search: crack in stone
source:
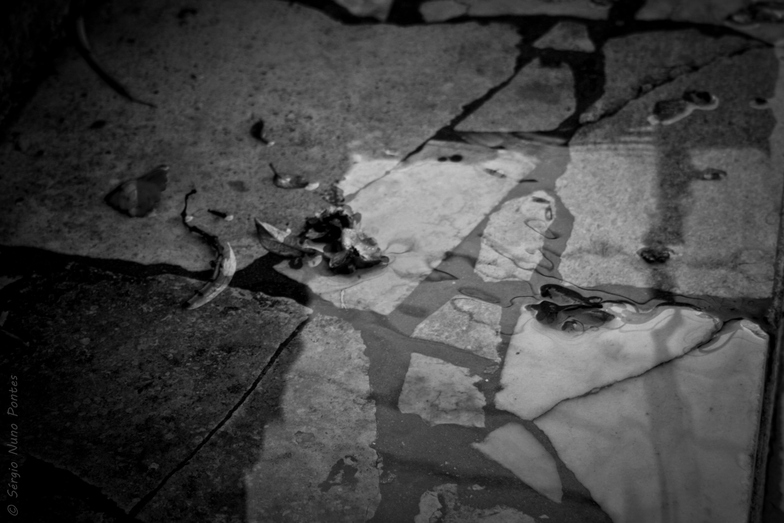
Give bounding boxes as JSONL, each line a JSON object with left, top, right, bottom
{"left": 400, "top": 27, "right": 532, "bottom": 164}
{"left": 572, "top": 42, "right": 766, "bottom": 134}
{"left": 127, "top": 315, "right": 313, "bottom": 518}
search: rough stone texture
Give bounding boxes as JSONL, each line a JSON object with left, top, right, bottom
{"left": 472, "top": 424, "right": 562, "bottom": 504}
{"left": 580, "top": 30, "right": 756, "bottom": 124}
{"left": 411, "top": 296, "right": 502, "bottom": 362}
{"left": 0, "top": 0, "right": 520, "bottom": 272}
{"left": 0, "top": 0, "right": 71, "bottom": 126}
{"left": 767, "top": 43, "right": 784, "bottom": 523}
{"left": 276, "top": 139, "right": 539, "bottom": 314}
{"left": 0, "top": 263, "right": 310, "bottom": 511}
{"left": 533, "top": 21, "right": 595, "bottom": 53}
{"left": 637, "top": 0, "right": 784, "bottom": 44}
{"left": 139, "top": 314, "right": 379, "bottom": 522}
{"left": 398, "top": 353, "right": 486, "bottom": 427}
{"left": 535, "top": 320, "right": 768, "bottom": 523}
{"left": 457, "top": 59, "right": 575, "bottom": 132}
{"left": 415, "top": 484, "right": 536, "bottom": 523}
{"left": 495, "top": 305, "right": 720, "bottom": 420}
{"left": 475, "top": 190, "right": 556, "bottom": 283}
{"left": 557, "top": 48, "right": 781, "bottom": 298}
{"left": 420, "top": 0, "right": 610, "bottom": 22}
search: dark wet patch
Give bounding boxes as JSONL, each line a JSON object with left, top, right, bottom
{"left": 458, "top": 286, "right": 502, "bottom": 305}
{"left": 250, "top": 118, "right": 269, "bottom": 144}
{"left": 318, "top": 456, "right": 359, "bottom": 492}
{"left": 177, "top": 7, "right": 198, "bottom": 24}
{"left": 396, "top": 303, "right": 430, "bottom": 318}
{"left": 227, "top": 180, "right": 248, "bottom": 192}
{"left": 89, "top": 119, "right": 107, "bottom": 129}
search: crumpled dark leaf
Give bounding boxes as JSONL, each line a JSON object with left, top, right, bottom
{"left": 257, "top": 205, "right": 387, "bottom": 275}
{"left": 529, "top": 288, "right": 614, "bottom": 331}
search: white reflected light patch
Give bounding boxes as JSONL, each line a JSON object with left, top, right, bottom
{"left": 472, "top": 423, "right": 563, "bottom": 504}
{"left": 495, "top": 304, "right": 720, "bottom": 420}
{"left": 398, "top": 353, "right": 486, "bottom": 428}
{"left": 534, "top": 319, "right": 767, "bottom": 523}
{"left": 412, "top": 296, "right": 503, "bottom": 362}
{"left": 475, "top": 190, "right": 556, "bottom": 283}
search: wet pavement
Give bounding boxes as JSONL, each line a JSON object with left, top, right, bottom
{"left": 1, "top": 0, "right": 784, "bottom": 522}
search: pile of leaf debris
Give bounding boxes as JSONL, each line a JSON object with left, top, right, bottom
{"left": 256, "top": 206, "right": 388, "bottom": 274}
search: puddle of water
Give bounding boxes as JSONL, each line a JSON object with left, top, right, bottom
{"left": 276, "top": 142, "right": 539, "bottom": 314}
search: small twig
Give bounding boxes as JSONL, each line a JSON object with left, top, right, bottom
{"left": 181, "top": 190, "right": 222, "bottom": 258}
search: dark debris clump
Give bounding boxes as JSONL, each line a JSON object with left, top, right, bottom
{"left": 256, "top": 205, "right": 388, "bottom": 275}
{"left": 530, "top": 284, "right": 613, "bottom": 333}
{"left": 638, "top": 246, "right": 672, "bottom": 264}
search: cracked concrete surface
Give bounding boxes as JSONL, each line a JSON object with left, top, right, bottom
{"left": 1, "top": 1, "right": 783, "bottom": 522}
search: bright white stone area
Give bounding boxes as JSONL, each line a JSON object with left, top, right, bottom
{"left": 399, "top": 353, "right": 486, "bottom": 427}
{"left": 472, "top": 423, "right": 562, "bottom": 503}
{"left": 412, "top": 296, "right": 503, "bottom": 361}
{"left": 475, "top": 190, "right": 556, "bottom": 282}
{"left": 535, "top": 319, "right": 768, "bottom": 523}
{"left": 495, "top": 304, "right": 720, "bottom": 420}
{"left": 277, "top": 141, "right": 538, "bottom": 314}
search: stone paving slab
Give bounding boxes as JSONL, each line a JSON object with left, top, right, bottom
{"left": 137, "top": 314, "right": 378, "bottom": 523}
{"left": 536, "top": 319, "right": 768, "bottom": 523}
{"left": 580, "top": 29, "right": 757, "bottom": 124}
{"left": 558, "top": 48, "right": 780, "bottom": 298}
{"left": 0, "top": 0, "right": 519, "bottom": 272}
{"left": 0, "top": 1, "right": 782, "bottom": 522}
{"left": 0, "top": 262, "right": 309, "bottom": 512}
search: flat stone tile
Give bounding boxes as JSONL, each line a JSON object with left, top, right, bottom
{"left": 0, "top": 0, "right": 519, "bottom": 272}
{"left": 533, "top": 21, "right": 595, "bottom": 53}
{"left": 475, "top": 190, "right": 556, "bottom": 283}
{"left": 557, "top": 48, "right": 781, "bottom": 298}
{"left": 472, "top": 424, "right": 562, "bottom": 504}
{"left": 0, "top": 263, "right": 309, "bottom": 511}
{"left": 138, "top": 314, "right": 379, "bottom": 522}
{"left": 495, "top": 304, "right": 720, "bottom": 420}
{"left": 412, "top": 296, "right": 503, "bottom": 362}
{"left": 276, "top": 140, "right": 539, "bottom": 314}
{"left": 535, "top": 319, "right": 768, "bottom": 523}
{"left": 580, "top": 30, "right": 756, "bottom": 124}
{"left": 637, "top": 0, "right": 784, "bottom": 43}
{"left": 456, "top": 59, "right": 575, "bottom": 133}
{"left": 399, "top": 353, "right": 486, "bottom": 428}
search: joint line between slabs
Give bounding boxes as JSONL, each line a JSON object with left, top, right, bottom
{"left": 127, "top": 315, "right": 312, "bottom": 518}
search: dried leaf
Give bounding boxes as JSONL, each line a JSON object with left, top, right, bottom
{"left": 254, "top": 218, "right": 312, "bottom": 258}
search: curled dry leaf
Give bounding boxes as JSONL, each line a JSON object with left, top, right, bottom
{"left": 254, "top": 218, "right": 313, "bottom": 258}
